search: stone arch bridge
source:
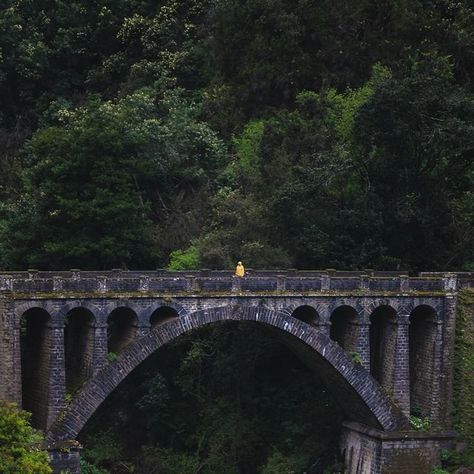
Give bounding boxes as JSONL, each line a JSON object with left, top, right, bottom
{"left": 0, "top": 269, "right": 471, "bottom": 473}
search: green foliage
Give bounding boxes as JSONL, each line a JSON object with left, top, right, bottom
{"left": 106, "top": 352, "right": 117, "bottom": 363}
{"left": 260, "top": 449, "right": 307, "bottom": 474}
{"left": 0, "top": 0, "right": 473, "bottom": 271}
{"left": 440, "top": 449, "right": 463, "bottom": 472}
{"left": 409, "top": 415, "right": 431, "bottom": 431}
{"left": 167, "top": 245, "right": 200, "bottom": 270}
{"left": 80, "top": 459, "right": 109, "bottom": 474}
{"left": 80, "top": 322, "right": 343, "bottom": 473}
{"left": 430, "top": 468, "right": 449, "bottom": 474}
{"left": 82, "top": 430, "right": 125, "bottom": 471}
{"left": 140, "top": 446, "right": 199, "bottom": 474}
{"left": 232, "top": 120, "right": 265, "bottom": 175}
{"left": 1, "top": 91, "right": 157, "bottom": 269}
{"left": 349, "top": 351, "right": 363, "bottom": 365}
{"left": 352, "top": 53, "right": 474, "bottom": 270}
{"left": 0, "top": 402, "right": 52, "bottom": 474}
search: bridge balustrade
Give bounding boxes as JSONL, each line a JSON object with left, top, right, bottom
{"left": 1, "top": 269, "right": 470, "bottom": 294}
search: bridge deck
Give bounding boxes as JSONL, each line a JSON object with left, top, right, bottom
{"left": 0, "top": 270, "right": 471, "bottom": 295}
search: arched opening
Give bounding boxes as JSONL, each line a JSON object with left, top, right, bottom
{"left": 291, "top": 305, "right": 319, "bottom": 327}
{"left": 51, "top": 306, "right": 405, "bottom": 450}
{"left": 330, "top": 306, "right": 358, "bottom": 351}
{"left": 150, "top": 306, "right": 179, "bottom": 328}
{"left": 20, "top": 307, "right": 51, "bottom": 429}
{"left": 65, "top": 308, "right": 96, "bottom": 394}
{"left": 409, "top": 305, "right": 437, "bottom": 417}
{"left": 78, "top": 321, "right": 346, "bottom": 474}
{"left": 369, "top": 306, "right": 397, "bottom": 390}
{"left": 107, "top": 307, "right": 137, "bottom": 355}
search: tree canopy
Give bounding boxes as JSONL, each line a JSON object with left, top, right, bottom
{"left": 0, "top": 402, "right": 51, "bottom": 474}
{"left": 1, "top": 0, "right": 473, "bottom": 271}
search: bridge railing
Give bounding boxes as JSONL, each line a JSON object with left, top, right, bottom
{"left": 0, "top": 270, "right": 469, "bottom": 294}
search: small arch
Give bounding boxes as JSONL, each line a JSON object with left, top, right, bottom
{"left": 409, "top": 305, "right": 437, "bottom": 417}
{"left": 330, "top": 306, "right": 358, "bottom": 351}
{"left": 369, "top": 306, "right": 397, "bottom": 390}
{"left": 20, "top": 307, "right": 52, "bottom": 429}
{"left": 150, "top": 306, "right": 179, "bottom": 328}
{"left": 64, "top": 308, "right": 96, "bottom": 394}
{"left": 291, "top": 305, "right": 319, "bottom": 327}
{"left": 107, "top": 307, "right": 138, "bottom": 355}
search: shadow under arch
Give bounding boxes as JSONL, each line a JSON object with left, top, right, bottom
{"left": 20, "top": 307, "right": 52, "bottom": 430}
{"left": 64, "top": 307, "right": 96, "bottom": 394}
{"left": 47, "top": 305, "right": 407, "bottom": 443}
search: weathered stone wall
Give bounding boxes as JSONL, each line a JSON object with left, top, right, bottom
{"left": 452, "top": 290, "right": 474, "bottom": 466}
{"left": 48, "top": 447, "right": 81, "bottom": 474}
{"left": 1, "top": 269, "right": 469, "bottom": 294}
{"left": 1, "top": 289, "right": 453, "bottom": 436}
{"left": 341, "top": 422, "right": 455, "bottom": 474}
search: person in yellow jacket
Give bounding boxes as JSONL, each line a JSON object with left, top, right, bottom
{"left": 235, "top": 261, "right": 245, "bottom": 277}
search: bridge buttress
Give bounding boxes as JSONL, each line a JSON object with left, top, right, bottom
{"left": 391, "top": 312, "right": 410, "bottom": 416}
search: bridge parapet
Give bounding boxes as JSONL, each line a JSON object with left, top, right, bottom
{"left": 0, "top": 270, "right": 470, "bottom": 294}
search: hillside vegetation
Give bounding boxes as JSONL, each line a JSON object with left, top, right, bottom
{"left": 0, "top": 0, "right": 473, "bottom": 271}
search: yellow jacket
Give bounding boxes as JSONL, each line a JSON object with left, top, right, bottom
{"left": 235, "top": 263, "right": 245, "bottom": 277}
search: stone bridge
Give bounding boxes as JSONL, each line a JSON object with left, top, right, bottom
{"left": 0, "top": 269, "right": 472, "bottom": 473}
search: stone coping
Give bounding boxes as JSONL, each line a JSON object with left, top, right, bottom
{"left": 0, "top": 270, "right": 470, "bottom": 294}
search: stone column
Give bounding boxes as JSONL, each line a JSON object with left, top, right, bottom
{"left": 353, "top": 304, "right": 371, "bottom": 371}
{"left": 318, "top": 323, "right": 330, "bottom": 336}
{"left": 136, "top": 323, "right": 150, "bottom": 338}
{"left": 392, "top": 312, "right": 410, "bottom": 416}
{"left": 438, "top": 294, "right": 457, "bottom": 427}
{"left": 317, "top": 303, "right": 331, "bottom": 336}
{"left": 355, "top": 322, "right": 371, "bottom": 371}
{"left": 46, "top": 321, "right": 66, "bottom": 430}
{"left": 429, "top": 319, "right": 444, "bottom": 426}
{"left": 93, "top": 324, "right": 108, "bottom": 375}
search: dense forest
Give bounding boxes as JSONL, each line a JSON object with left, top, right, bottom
{"left": 0, "top": 0, "right": 473, "bottom": 271}
{"left": 1, "top": 1, "right": 474, "bottom": 473}
{"left": 79, "top": 322, "right": 344, "bottom": 474}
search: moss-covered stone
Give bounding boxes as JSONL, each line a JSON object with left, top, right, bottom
{"left": 453, "top": 290, "right": 474, "bottom": 468}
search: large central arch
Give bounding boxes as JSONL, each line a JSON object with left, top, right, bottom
{"left": 47, "top": 305, "right": 407, "bottom": 443}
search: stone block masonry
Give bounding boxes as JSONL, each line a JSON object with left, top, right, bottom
{"left": 0, "top": 270, "right": 470, "bottom": 473}
{"left": 341, "top": 422, "right": 455, "bottom": 474}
